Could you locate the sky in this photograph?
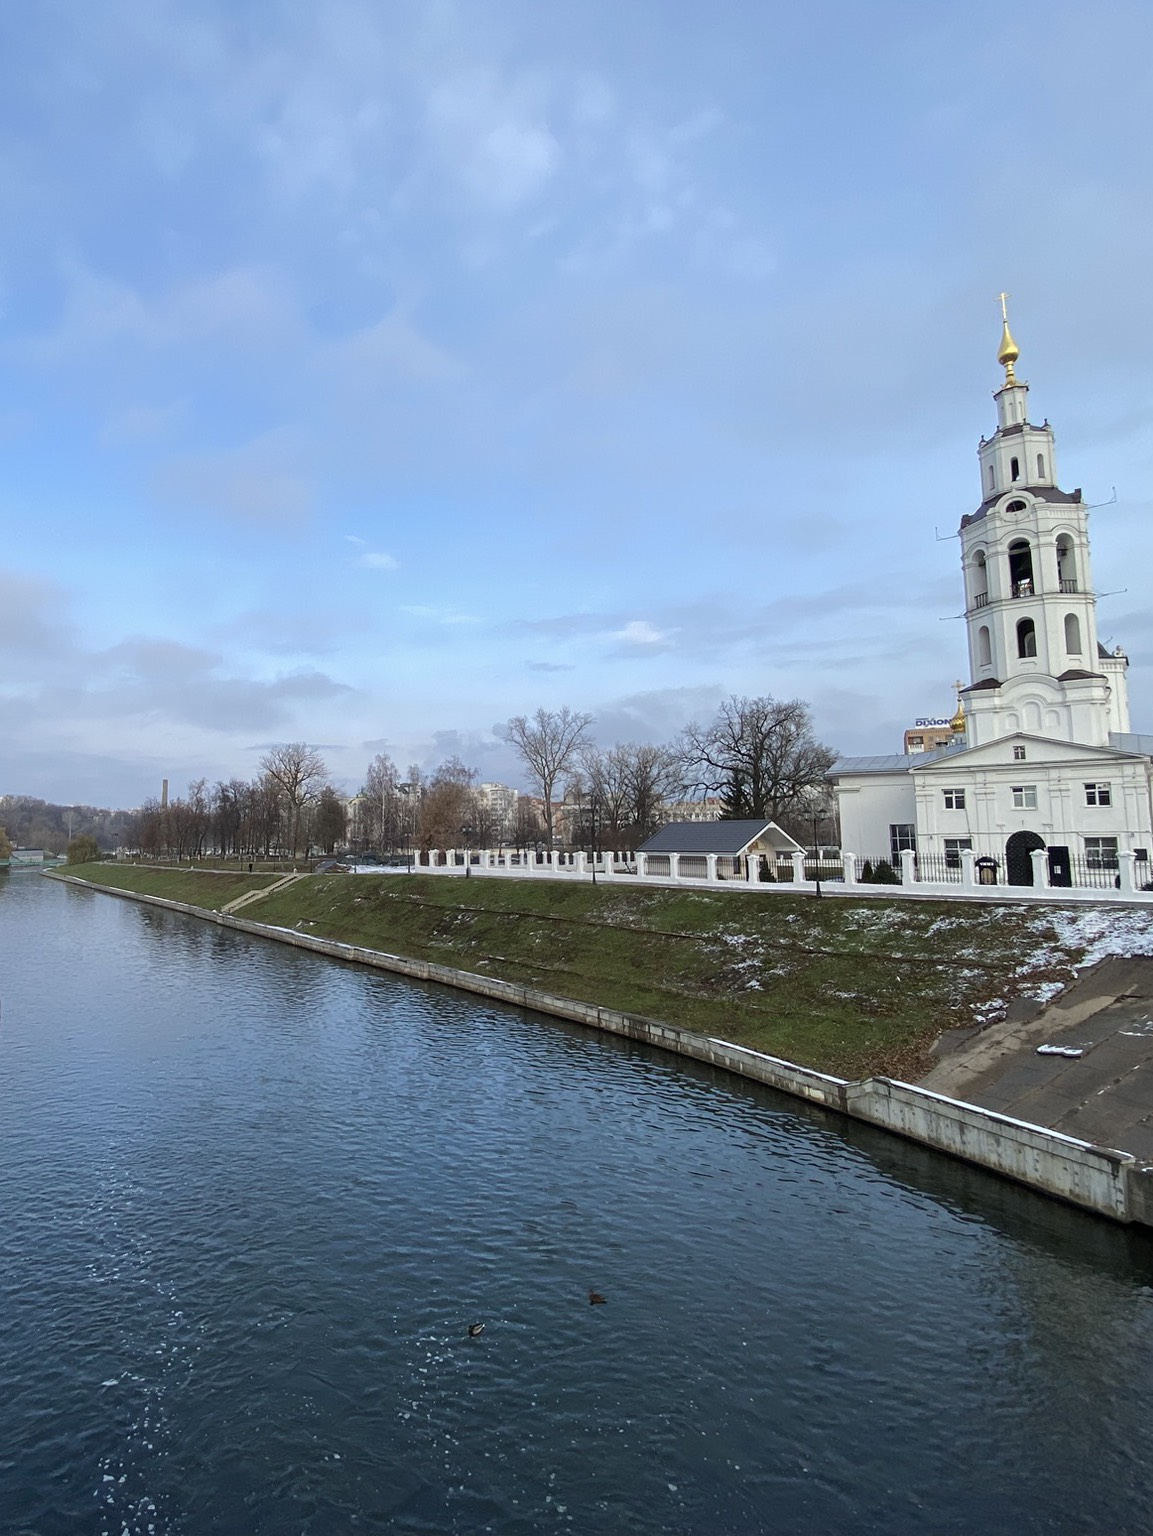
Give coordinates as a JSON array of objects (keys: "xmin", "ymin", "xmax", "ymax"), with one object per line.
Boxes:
[{"xmin": 3, "ymin": 0, "xmax": 1153, "ymax": 808}]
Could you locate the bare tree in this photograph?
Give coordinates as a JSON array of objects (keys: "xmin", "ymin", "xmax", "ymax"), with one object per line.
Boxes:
[
  {"xmin": 505, "ymin": 707, "xmax": 592, "ymax": 848},
  {"xmin": 417, "ymin": 759, "xmax": 478, "ymax": 852},
  {"xmin": 259, "ymin": 743, "xmax": 329, "ymax": 856},
  {"xmin": 679, "ymin": 696, "xmax": 835, "ymax": 823},
  {"xmin": 619, "ymin": 742, "xmax": 682, "ymax": 837}
]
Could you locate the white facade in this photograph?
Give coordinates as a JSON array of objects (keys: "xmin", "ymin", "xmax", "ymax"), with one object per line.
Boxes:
[{"xmin": 831, "ymin": 314, "xmax": 1153, "ymax": 885}]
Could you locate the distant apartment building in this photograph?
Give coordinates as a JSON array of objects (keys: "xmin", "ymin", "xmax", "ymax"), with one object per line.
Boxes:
[
  {"xmin": 902, "ymin": 720, "xmax": 954, "ymax": 754},
  {"xmin": 476, "ymin": 781, "xmax": 518, "ymax": 841},
  {"xmin": 659, "ymin": 797, "xmax": 724, "ymax": 823}
]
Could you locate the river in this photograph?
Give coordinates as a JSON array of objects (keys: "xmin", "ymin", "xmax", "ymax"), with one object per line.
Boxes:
[{"xmin": 3, "ymin": 871, "xmax": 1153, "ymax": 1534}]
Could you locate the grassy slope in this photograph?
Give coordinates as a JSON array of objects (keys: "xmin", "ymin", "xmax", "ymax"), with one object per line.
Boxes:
[
  {"xmin": 61, "ymin": 864, "xmax": 286, "ymax": 909},
  {"xmin": 63, "ymin": 864, "xmax": 1089, "ymax": 1080}
]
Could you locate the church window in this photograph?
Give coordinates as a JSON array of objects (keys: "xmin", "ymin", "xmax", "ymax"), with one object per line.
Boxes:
[
  {"xmin": 1037, "ymin": 453, "xmax": 1046, "ymax": 479},
  {"xmin": 1013, "ymin": 745, "xmax": 1027, "ymax": 761},
  {"xmin": 1008, "ymin": 539, "xmax": 1034, "ymax": 596},
  {"xmin": 1085, "ymin": 836, "xmax": 1119, "ymax": 870},
  {"xmin": 971, "ymin": 550, "xmax": 989, "ymax": 608},
  {"xmin": 1007, "ymin": 500, "xmax": 1027, "ymax": 512},
  {"xmin": 1056, "ymin": 535, "xmax": 1078, "ymax": 592},
  {"xmin": 943, "ymin": 788, "xmax": 966, "ymax": 810},
  {"xmin": 944, "ymin": 838, "xmax": 973, "ymax": 868},
  {"xmin": 1010, "ymin": 456, "xmax": 1020, "ymax": 480},
  {"xmin": 1064, "ymin": 613, "xmax": 1082, "ymax": 654},
  {"xmin": 977, "ymin": 625, "xmax": 992, "ymax": 666},
  {"xmin": 889, "ymin": 824, "xmax": 916, "ymax": 862},
  {"xmin": 987, "ymin": 465, "xmax": 995, "ymax": 491},
  {"xmin": 1085, "ymin": 783, "xmax": 1112, "ymax": 806},
  {"xmin": 1016, "ymin": 618, "xmax": 1037, "ymax": 658},
  {"xmin": 1011, "ymin": 785, "xmax": 1038, "ymax": 809}
]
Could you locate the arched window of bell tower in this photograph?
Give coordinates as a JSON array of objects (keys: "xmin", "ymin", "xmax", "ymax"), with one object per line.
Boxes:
[
  {"xmin": 1008, "ymin": 539, "xmax": 1034, "ymax": 598},
  {"xmin": 1064, "ymin": 613, "xmax": 1082, "ymax": 655},
  {"xmin": 987, "ymin": 465, "xmax": 995, "ymax": 492},
  {"xmin": 1056, "ymin": 535, "xmax": 1078, "ymax": 593},
  {"xmin": 971, "ymin": 550, "xmax": 988, "ymax": 608},
  {"xmin": 1010, "ymin": 456, "xmax": 1020, "ymax": 481},
  {"xmin": 1037, "ymin": 452, "xmax": 1046, "ymax": 479},
  {"xmin": 977, "ymin": 625, "xmax": 992, "ymax": 667},
  {"xmin": 1017, "ymin": 618, "xmax": 1037, "ymax": 658}
]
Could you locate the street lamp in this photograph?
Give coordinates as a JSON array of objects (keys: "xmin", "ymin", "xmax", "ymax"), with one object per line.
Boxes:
[{"xmin": 811, "ymin": 802, "xmax": 826, "ymax": 899}]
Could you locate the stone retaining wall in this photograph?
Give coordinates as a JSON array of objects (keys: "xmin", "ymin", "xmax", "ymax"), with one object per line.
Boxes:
[{"xmin": 49, "ymin": 872, "xmax": 1153, "ymax": 1228}]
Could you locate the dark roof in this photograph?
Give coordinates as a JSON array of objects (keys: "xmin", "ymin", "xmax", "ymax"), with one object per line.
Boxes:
[
  {"xmin": 1056, "ymin": 668, "xmax": 1106, "ymax": 682},
  {"xmin": 960, "ymin": 484, "xmax": 1083, "ymax": 529},
  {"xmin": 1098, "ymin": 641, "xmax": 1111, "ymax": 660},
  {"xmin": 962, "ymin": 677, "xmax": 1001, "ymax": 692},
  {"xmin": 638, "ymin": 819, "xmax": 775, "ymax": 855}
]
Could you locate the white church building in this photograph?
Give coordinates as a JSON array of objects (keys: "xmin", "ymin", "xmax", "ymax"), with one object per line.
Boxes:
[{"xmin": 831, "ymin": 309, "xmax": 1153, "ymax": 889}]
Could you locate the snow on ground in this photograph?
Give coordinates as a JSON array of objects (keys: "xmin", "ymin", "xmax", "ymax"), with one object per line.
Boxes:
[{"xmin": 1040, "ymin": 907, "xmax": 1153, "ymax": 968}]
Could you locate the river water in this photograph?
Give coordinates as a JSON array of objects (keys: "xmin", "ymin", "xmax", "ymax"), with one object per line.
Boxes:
[{"xmin": 3, "ymin": 872, "xmax": 1153, "ymax": 1535}]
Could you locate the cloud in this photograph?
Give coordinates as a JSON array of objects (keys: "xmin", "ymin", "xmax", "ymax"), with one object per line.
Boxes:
[
  {"xmin": 359, "ymin": 550, "xmax": 399, "ymax": 571},
  {"xmin": 526, "ymin": 660, "xmax": 575, "ymax": 672},
  {"xmin": 590, "ymin": 686, "xmax": 725, "ymax": 746},
  {"xmin": 152, "ymin": 428, "xmax": 313, "ymax": 525},
  {"xmin": 612, "ymin": 619, "xmax": 676, "ymax": 649},
  {"xmin": 19, "ymin": 261, "xmax": 301, "ymax": 364},
  {"xmin": 426, "ymin": 68, "xmax": 560, "ymax": 209},
  {"xmin": 100, "ymin": 398, "xmax": 187, "ymax": 445},
  {"xmin": 400, "ymin": 605, "xmax": 480, "ymax": 626},
  {"xmin": 327, "ymin": 310, "xmax": 464, "ymax": 386}
]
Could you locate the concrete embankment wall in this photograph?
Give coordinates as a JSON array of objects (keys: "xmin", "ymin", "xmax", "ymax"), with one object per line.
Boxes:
[{"xmin": 50, "ymin": 872, "xmax": 1153, "ymax": 1228}]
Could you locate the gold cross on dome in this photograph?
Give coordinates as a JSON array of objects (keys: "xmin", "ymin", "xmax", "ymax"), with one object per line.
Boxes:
[{"xmin": 998, "ymin": 291, "xmax": 1010, "ymax": 321}]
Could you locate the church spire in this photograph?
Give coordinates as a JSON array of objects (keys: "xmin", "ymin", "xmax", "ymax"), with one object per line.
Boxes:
[{"xmin": 997, "ymin": 291, "xmax": 1020, "ymax": 385}]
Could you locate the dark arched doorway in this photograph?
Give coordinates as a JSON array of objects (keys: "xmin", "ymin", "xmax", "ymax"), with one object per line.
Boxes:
[{"xmin": 1006, "ymin": 830, "xmax": 1045, "ymax": 886}]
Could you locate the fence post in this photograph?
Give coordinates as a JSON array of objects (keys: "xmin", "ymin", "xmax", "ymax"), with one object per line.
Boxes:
[
  {"xmin": 706, "ymin": 853, "xmax": 718, "ymax": 883},
  {"xmin": 791, "ymin": 850, "xmax": 806, "ymax": 883},
  {"xmin": 1118, "ymin": 850, "xmax": 1137, "ymax": 894},
  {"xmin": 961, "ymin": 848, "xmax": 978, "ymax": 889},
  {"xmin": 637, "ymin": 853, "xmax": 648, "ymax": 878},
  {"xmin": 1030, "ymin": 848, "xmax": 1050, "ymax": 889},
  {"xmin": 899, "ymin": 848, "xmax": 917, "ymax": 885},
  {"xmin": 841, "ymin": 852, "xmax": 857, "ymax": 887}
]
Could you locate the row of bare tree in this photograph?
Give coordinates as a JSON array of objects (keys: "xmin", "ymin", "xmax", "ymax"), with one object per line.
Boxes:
[
  {"xmin": 126, "ymin": 694, "xmax": 836, "ymax": 859},
  {"xmin": 131, "ymin": 746, "xmax": 348, "ymax": 860},
  {"xmin": 503, "ymin": 696, "xmax": 837, "ymax": 848}
]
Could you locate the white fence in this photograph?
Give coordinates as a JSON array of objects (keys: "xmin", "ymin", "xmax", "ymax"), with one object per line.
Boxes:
[{"xmin": 391, "ymin": 846, "xmax": 1153, "ymax": 905}]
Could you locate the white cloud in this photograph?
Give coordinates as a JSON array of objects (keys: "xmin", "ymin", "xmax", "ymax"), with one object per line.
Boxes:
[
  {"xmin": 359, "ymin": 550, "xmax": 399, "ymax": 571},
  {"xmin": 152, "ymin": 428, "xmax": 313, "ymax": 526},
  {"xmin": 613, "ymin": 619, "xmax": 676, "ymax": 647},
  {"xmin": 426, "ymin": 68, "xmax": 560, "ymax": 209}
]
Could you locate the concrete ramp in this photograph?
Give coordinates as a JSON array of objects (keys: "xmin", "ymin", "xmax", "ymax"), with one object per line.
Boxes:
[
  {"xmin": 220, "ymin": 872, "xmax": 306, "ymax": 915},
  {"xmin": 922, "ymin": 956, "xmax": 1153, "ymax": 1161}
]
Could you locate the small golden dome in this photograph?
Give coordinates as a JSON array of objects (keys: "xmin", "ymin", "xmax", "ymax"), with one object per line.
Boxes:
[
  {"xmin": 996, "ymin": 293, "xmax": 1020, "ymax": 384},
  {"xmin": 950, "ymin": 690, "xmax": 967, "ymax": 734}
]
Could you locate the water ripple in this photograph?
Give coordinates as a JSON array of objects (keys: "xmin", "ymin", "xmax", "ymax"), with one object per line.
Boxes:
[{"xmin": 3, "ymin": 872, "xmax": 1153, "ymax": 1534}]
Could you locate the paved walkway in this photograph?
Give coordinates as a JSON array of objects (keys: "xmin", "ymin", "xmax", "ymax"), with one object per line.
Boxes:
[{"xmin": 921, "ymin": 957, "xmax": 1153, "ymax": 1160}]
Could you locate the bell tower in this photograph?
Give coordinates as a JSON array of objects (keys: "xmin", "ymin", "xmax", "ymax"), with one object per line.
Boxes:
[{"xmin": 957, "ymin": 300, "xmax": 1129, "ymax": 748}]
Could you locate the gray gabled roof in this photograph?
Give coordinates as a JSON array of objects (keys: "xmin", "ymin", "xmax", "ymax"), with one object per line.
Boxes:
[
  {"xmin": 829, "ymin": 751, "xmax": 945, "ymax": 775},
  {"xmin": 1110, "ymin": 732, "xmax": 1153, "ymax": 757},
  {"xmin": 638, "ymin": 819, "xmax": 782, "ymax": 855}
]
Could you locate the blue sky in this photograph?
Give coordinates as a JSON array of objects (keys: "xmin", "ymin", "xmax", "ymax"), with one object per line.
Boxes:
[{"xmin": 3, "ymin": 0, "xmax": 1152, "ymax": 806}]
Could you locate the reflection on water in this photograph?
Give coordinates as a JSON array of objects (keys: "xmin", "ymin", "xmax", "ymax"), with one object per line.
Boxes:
[{"xmin": 3, "ymin": 871, "xmax": 1153, "ymax": 1535}]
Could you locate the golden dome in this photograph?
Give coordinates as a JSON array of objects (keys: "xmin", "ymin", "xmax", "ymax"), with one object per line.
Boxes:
[
  {"xmin": 950, "ymin": 688, "xmax": 967, "ymax": 734},
  {"xmin": 996, "ymin": 293, "xmax": 1020, "ymax": 383}
]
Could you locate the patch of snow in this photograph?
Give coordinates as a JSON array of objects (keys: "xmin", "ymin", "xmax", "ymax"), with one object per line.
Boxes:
[{"xmin": 1036, "ymin": 908, "xmax": 1153, "ymax": 968}]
